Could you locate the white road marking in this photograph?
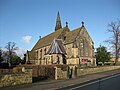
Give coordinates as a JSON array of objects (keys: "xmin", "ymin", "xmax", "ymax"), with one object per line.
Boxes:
[{"xmin": 69, "ymin": 73, "xmax": 120, "ymax": 90}]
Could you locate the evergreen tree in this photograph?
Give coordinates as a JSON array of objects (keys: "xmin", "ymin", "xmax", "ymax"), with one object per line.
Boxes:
[
  {"xmin": 11, "ymin": 55, "xmax": 21, "ymax": 65},
  {"xmin": 96, "ymin": 45, "xmax": 111, "ymax": 65}
]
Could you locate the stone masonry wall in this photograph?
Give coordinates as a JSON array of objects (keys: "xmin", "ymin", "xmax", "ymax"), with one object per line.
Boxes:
[
  {"xmin": 77, "ymin": 66, "xmax": 120, "ymax": 77},
  {"xmin": 55, "ymin": 66, "xmax": 120, "ymax": 80},
  {"xmin": 0, "ymin": 68, "xmax": 32, "ymax": 87},
  {"xmin": 55, "ymin": 67, "xmax": 68, "ymax": 80}
]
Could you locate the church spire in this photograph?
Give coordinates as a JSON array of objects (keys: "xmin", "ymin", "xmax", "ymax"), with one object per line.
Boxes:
[{"xmin": 55, "ymin": 11, "xmax": 62, "ymax": 31}]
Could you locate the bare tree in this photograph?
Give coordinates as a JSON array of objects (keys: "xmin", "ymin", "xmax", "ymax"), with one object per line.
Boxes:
[
  {"xmin": 107, "ymin": 19, "xmax": 120, "ymax": 64},
  {"xmin": 5, "ymin": 42, "xmax": 18, "ymax": 66}
]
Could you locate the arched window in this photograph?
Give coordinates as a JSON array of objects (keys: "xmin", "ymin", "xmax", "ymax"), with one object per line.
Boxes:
[
  {"xmin": 44, "ymin": 48, "xmax": 46, "ymax": 54},
  {"xmin": 57, "ymin": 55, "xmax": 60, "ymax": 64},
  {"xmin": 80, "ymin": 39, "xmax": 84, "ymax": 56},
  {"xmin": 40, "ymin": 49, "xmax": 42, "ymax": 60},
  {"xmin": 36, "ymin": 51, "xmax": 38, "ymax": 60},
  {"xmin": 51, "ymin": 56, "xmax": 53, "ymax": 64}
]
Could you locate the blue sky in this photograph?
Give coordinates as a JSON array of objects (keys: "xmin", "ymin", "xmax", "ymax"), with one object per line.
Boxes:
[{"xmin": 0, "ymin": 0, "xmax": 120, "ymax": 57}]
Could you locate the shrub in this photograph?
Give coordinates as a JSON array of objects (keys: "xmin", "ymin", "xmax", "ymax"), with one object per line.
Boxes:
[
  {"xmin": 0, "ymin": 63, "xmax": 9, "ymax": 69},
  {"xmin": 104, "ymin": 62, "xmax": 115, "ymax": 65},
  {"xmin": 116, "ymin": 62, "xmax": 120, "ymax": 65},
  {"xmin": 98, "ymin": 62, "xmax": 103, "ymax": 66}
]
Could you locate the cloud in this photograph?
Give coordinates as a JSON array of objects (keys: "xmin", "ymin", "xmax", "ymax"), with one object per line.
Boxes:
[
  {"xmin": 15, "ymin": 48, "xmax": 26, "ymax": 59},
  {"xmin": 22, "ymin": 35, "xmax": 32, "ymax": 43}
]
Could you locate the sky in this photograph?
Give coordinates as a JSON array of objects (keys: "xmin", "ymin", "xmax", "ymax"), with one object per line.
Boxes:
[{"xmin": 0, "ymin": 0, "xmax": 120, "ymax": 58}]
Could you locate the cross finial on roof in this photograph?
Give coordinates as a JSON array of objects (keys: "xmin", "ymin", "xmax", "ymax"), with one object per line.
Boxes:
[
  {"xmin": 66, "ymin": 21, "xmax": 68, "ymax": 27},
  {"xmin": 82, "ymin": 21, "xmax": 84, "ymax": 27}
]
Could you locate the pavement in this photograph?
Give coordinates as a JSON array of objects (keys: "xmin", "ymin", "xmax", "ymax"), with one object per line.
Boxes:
[
  {"xmin": 1, "ymin": 69, "xmax": 120, "ymax": 90},
  {"xmin": 60, "ymin": 73, "xmax": 120, "ymax": 90}
]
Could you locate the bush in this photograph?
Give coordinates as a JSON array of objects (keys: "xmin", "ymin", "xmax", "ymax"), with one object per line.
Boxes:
[
  {"xmin": 116, "ymin": 62, "xmax": 120, "ymax": 65},
  {"xmin": 110, "ymin": 61, "xmax": 115, "ymax": 65},
  {"xmin": 0, "ymin": 63, "xmax": 9, "ymax": 69},
  {"xmin": 97, "ymin": 62, "xmax": 103, "ymax": 66},
  {"xmin": 104, "ymin": 62, "xmax": 115, "ymax": 65}
]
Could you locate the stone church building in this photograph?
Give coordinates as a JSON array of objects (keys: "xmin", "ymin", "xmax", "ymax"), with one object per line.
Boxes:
[{"xmin": 26, "ymin": 12, "xmax": 96, "ymax": 66}]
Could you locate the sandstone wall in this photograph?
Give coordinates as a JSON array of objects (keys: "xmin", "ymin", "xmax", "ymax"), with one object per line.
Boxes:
[
  {"xmin": 55, "ymin": 67, "xmax": 68, "ymax": 80},
  {"xmin": 0, "ymin": 68, "xmax": 32, "ymax": 87},
  {"xmin": 53, "ymin": 65, "xmax": 120, "ymax": 80},
  {"xmin": 77, "ymin": 66, "xmax": 120, "ymax": 76}
]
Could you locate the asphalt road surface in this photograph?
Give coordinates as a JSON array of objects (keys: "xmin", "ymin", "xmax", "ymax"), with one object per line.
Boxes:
[{"xmin": 58, "ymin": 73, "xmax": 120, "ymax": 90}]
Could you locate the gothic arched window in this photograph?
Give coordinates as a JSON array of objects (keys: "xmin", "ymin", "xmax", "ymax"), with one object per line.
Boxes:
[
  {"xmin": 40, "ymin": 49, "xmax": 42, "ymax": 60},
  {"xmin": 44, "ymin": 48, "xmax": 46, "ymax": 54}
]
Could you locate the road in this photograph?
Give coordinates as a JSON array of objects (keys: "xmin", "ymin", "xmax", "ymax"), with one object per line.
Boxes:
[{"xmin": 58, "ymin": 73, "xmax": 120, "ymax": 90}]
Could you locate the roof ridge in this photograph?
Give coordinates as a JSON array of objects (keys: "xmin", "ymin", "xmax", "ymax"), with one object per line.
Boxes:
[
  {"xmin": 64, "ymin": 27, "xmax": 82, "ymax": 44},
  {"xmin": 31, "ymin": 27, "xmax": 66, "ymax": 50},
  {"xmin": 38, "ymin": 26, "xmax": 69, "ymax": 40},
  {"xmin": 41, "ymin": 28, "xmax": 64, "ymax": 39}
]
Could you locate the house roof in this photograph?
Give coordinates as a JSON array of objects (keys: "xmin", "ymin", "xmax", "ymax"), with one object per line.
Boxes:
[
  {"xmin": 64, "ymin": 27, "xmax": 82, "ymax": 44},
  {"xmin": 32, "ymin": 26, "xmax": 70, "ymax": 50},
  {"xmin": 47, "ymin": 39, "xmax": 66, "ymax": 54},
  {"xmin": 31, "ymin": 26, "xmax": 84, "ymax": 51}
]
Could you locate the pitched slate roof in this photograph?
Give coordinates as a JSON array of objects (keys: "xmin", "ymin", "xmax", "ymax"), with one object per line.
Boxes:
[
  {"xmin": 32, "ymin": 27, "xmax": 70, "ymax": 50},
  {"xmin": 47, "ymin": 39, "xmax": 66, "ymax": 54},
  {"xmin": 64, "ymin": 27, "xmax": 82, "ymax": 44},
  {"xmin": 31, "ymin": 25, "xmax": 84, "ymax": 51}
]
